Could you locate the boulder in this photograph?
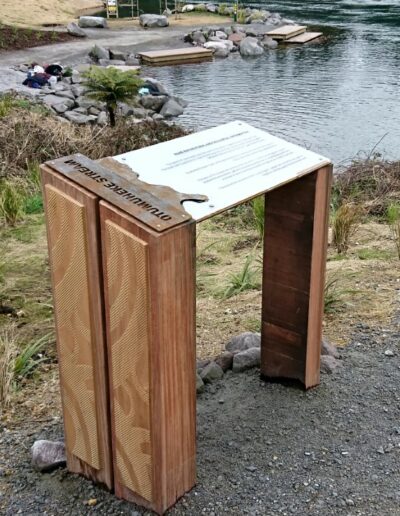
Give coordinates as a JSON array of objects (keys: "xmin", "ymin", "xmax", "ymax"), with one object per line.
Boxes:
[
  {"xmin": 71, "ymin": 71, "xmax": 81, "ymax": 84},
  {"xmin": 139, "ymin": 14, "xmax": 169, "ymax": 28},
  {"xmin": 200, "ymin": 361, "xmax": 224, "ymax": 383},
  {"xmin": 67, "ymin": 22, "xmax": 87, "ymax": 37},
  {"xmin": 194, "ymin": 3, "xmax": 207, "ymax": 11},
  {"xmin": 106, "ymin": 65, "xmax": 141, "ymax": 72},
  {"xmin": 31, "ymin": 440, "xmax": 66, "ymax": 472},
  {"xmin": 98, "ymin": 59, "xmax": 126, "ymax": 67},
  {"xmin": 160, "ymin": 98, "xmax": 184, "ymax": 117},
  {"xmin": 97, "ymin": 111, "xmax": 108, "ymax": 125},
  {"xmin": 228, "ymin": 32, "xmax": 245, "ymax": 45},
  {"xmin": 143, "ymin": 77, "xmax": 168, "ymax": 94},
  {"xmin": 64, "ymin": 111, "xmax": 92, "ymax": 124},
  {"xmin": 78, "ymin": 16, "xmax": 107, "ymax": 29},
  {"xmin": 110, "ymin": 49, "xmax": 127, "ymax": 61},
  {"xmin": 126, "ymin": 55, "xmax": 140, "ymax": 66},
  {"xmin": 262, "ymin": 36, "xmax": 278, "ymax": 49},
  {"xmin": 320, "ymin": 355, "xmax": 342, "ymax": 374},
  {"xmin": 197, "ymin": 358, "xmax": 210, "ymax": 371},
  {"xmin": 206, "ymin": 4, "xmax": 217, "ymax": 13},
  {"xmin": 73, "ymin": 107, "xmax": 88, "ymax": 115},
  {"xmin": 132, "ymin": 106, "xmax": 148, "ymax": 118},
  {"xmin": 191, "ymin": 30, "xmax": 206, "ymax": 45},
  {"xmin": 152, "ymin": 113, "xmax": 164, "ymax": 122},
  {"xmin": 42, "ymin": 94, "xmax": 68, "ymax": 107},
  {"xmin": 246, "ymin": 23, "xmax": 270, "ymax": 37},
  {"xmin": 239, "ymin": 36, "xmax": 264, "ymax": 56},
  {"xmin": 163, "ymin": 7, "xmax": 172, "ymax": 17},
  {"xmin": 182, "ymin": 4, "xmax": 195, "ymax": 12},
  {"xmin": 215, "ymin": 30, "xmax": 227, "ymax": 40},
  {"xmin": 170, "ymin": 95, "xmax": 188, "ymax": 108},
  {"xmin": 71, "ymin": 85, "xmax": 86, "ymax": 97},
  {"xmin": 52, "ymin": 103, "xmax": 70, "ymax": 114},
  {"xmin": 55, "ymin": 90, "xmax": 75, "ymax": 100},
  {"xmin": 75, "ymin": 97, "xmax": 95, "ymax": 109},
  {"xmin": 321, "ymin": 338, "xmax": 341, "ymax": 359},
  {"xmin": 203, "ymin": 41, "xmax": 230, "ymax": 57},
  {"xmin": 226, "ymin": 332, "xmax": 261, "ymax": 353},
  {"xmin": 215, "ymin": 351, "xmax": 234, "ymax": 372},
  {"xmin": 89, "ymin": 44, "xmax": 110, "ymax": 61},
  {"xmin": 196, "ymin": 372, "xmax": 205, "ymax": 393},
  {"xmin": 140, "ymin": 94, "xmax": 168, "ymax": 112},
  {"xmin": 88, "ymin": 106, "xmax": 101, "ymax": 116},
  {"xmin": 232, "ymin": 347, "xmax": 261, "ymax": 373}
]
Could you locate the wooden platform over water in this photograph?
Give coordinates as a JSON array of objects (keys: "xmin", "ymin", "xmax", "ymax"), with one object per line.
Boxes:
[
  {"xmin": 286, "ymin": 32, "xmax": 323, "ymax": 44},
  {"xmin": 138, "ymin": 47, "xmax": 214, "ymax": 66},
  {"xmin": 267, "ymin": 25, "xmax": 307, "ymax": 41}
]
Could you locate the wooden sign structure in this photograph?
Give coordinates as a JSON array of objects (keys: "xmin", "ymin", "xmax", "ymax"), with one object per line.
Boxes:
[{"xmin": 41, "ymin": 121, "xmax": 332, "ymax": 515}]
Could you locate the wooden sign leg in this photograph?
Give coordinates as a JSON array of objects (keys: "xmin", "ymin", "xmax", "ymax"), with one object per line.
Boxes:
[
  {"xmin": 261, "ymin": 166, "xmax": 332, "ymax": 389},
  {"xmin": 100, "ymin": 201, "xmax": 196, "ymax": 515}
]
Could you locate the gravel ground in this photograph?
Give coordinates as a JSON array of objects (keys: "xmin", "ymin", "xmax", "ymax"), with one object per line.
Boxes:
[{"xmin": 1, "ymin": 324, "xmax": 399, "ymax": 516}]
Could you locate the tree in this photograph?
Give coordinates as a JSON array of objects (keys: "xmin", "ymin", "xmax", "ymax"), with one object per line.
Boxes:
[{"xmin": 82, "ymin": 66, "xmax": 143, "ymax": 127}]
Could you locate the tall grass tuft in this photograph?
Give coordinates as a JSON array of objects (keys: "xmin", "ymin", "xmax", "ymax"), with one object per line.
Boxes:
[
  {"xmin": 252, "ymin": 195, "xmax": 265, "ymax": 239},
  {"xmin": 223, "ymin": 255, "xmax": 260, "ymax": 299},
  {"xmin": 387, "ymin": 203, "xmax": 400, "ymax": 259},
  {"xmin": 331, "ymin": 203, "xmax": 362, "ymax": 254},
  {"xmin": 14, "ymin": 334, "xmax": 50, "ymax": 380},
  {"xmin": 0, "ymin": 324, "xmax": 17, "ymax": 408},
  {"xmin": 0, "ymin": 180, "xmax": 25, "ymax": 225}
]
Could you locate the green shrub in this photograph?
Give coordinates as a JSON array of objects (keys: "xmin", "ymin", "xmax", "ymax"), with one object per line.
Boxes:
[{"xmin": 237, "ymin": 9, "xmax": 247, "ymax": 23}]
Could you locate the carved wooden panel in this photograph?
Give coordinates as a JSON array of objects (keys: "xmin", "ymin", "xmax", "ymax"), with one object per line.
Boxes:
[
  {"xmin": 103, "ymin": 220, "xmax": 152, "ymax": 502},
  {"xmin": 45, "ymin": 184, "xmax": 100, "ymax": 469}
]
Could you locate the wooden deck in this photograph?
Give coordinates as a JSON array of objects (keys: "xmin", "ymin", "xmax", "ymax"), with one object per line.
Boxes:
[
  {"xmin": 138, "ymin": 47, "xmax": 214, "ymax": 66},
  {"xmin": 266, "ymin": 25, "xmax": 307, "ymax": 41},
  {"xmin": 286, "ymin": 32, "xmax": 323, "ymax": 44}
]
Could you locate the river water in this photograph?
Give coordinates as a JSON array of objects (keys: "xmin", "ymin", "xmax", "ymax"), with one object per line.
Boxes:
[{"xmin": 145, "ymin": 0, "xmax": 400, "ymax": 163}]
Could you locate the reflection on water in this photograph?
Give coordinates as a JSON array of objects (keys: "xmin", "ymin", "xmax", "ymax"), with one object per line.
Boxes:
[{"xmin": 145, "ymin": 0, "xmax": 400, "ymax": 163}]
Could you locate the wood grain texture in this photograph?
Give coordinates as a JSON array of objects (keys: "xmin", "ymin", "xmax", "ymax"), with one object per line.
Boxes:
[
  {"xmin": 261, "ymin": 166, "xmax": 332, "ymax": 389},
  {"xmin": 41, "ymin": 166, "xmax": 112, "ymax": 489},
  {"xmin": 100, "ymin": 201, "xmax": 196, "ymax": 515}
]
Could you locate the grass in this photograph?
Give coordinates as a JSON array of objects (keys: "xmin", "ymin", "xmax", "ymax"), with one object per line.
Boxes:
[
  {"xmin": 0, "ymin": 180, "xmax": 25, "ymax": 225},
  {"xmin": 386, "ymin": 203, "xmax": 400, "ymax": 259},
  {"xmin": 0, "ymin": 323, "xmax": 17, "ymax": 408},
  {"xmin": 252, "ymin": 196, "xmax": 265, "ymax": 240},
  {"xmin": 332, "ymin": 203, "xmax": 363, "ymax": 254},
  {"xmin": 14, "ymin": 333, "xmax": 51, "ymax": 380},
  {"xmin": 357, "ymin": 248, "xmax": 393, "ymax": 260},
  {"xmin": 223, "ymin": 255, "xmax": 260, "ymax": 299},
  {"xmin": 324, "ymin": 273, "xmax": 344, "ymax": 313}
]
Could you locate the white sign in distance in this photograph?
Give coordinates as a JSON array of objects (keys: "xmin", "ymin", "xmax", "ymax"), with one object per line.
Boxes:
[{"xmin": 114, "ymin": 120, "xmax": 331, "ymax": 222}]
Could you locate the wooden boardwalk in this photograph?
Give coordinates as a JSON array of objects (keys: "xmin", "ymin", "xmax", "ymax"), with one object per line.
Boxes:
[
  {"xmin": 286, "ymin": 32, "xmax": 323, "ymax": 44},
  {"xmin": 267, "ymin": 25, "xmax": 307, "ymax": 41},
  {"xmin": 138, "ymin": 47, "xmax": 214, "ymax": 66}
]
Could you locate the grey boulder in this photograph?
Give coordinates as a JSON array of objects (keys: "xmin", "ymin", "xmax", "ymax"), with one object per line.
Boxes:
[
  {"xmin": 139, "ymin": 14, "xmax": 169, "ymax": 28},
  {"xmin": 54, "ymin": 90, "xmax": 75, "ymax": 100},
  {"xmin": 232, "ymin": 347, "xmax": 261, "ymax": 373},
  {"xmin": 160, "ymin": 98, "xmax": 184, "ymax": 117},
  {"xmin": 89, "ymin": 44, "xmax": 110, "ymax": 61},
  {"xmin": 140, "ymin": 95, "xmax": 168, "ymax": 112},
  {"xmin": 203, "ymin": 41, "xmax": 230, "ymax": 57},
  {"xmin": 200, "ymin": 361, "xmax": 224, "ymax": 383},
  {"xmin": 78, "ymin": 16, "xmax": 108, "ymax": 28},
  {"xmin": 321, "ymin": 338, "xmax": 341, "ymax": 359},
  {"xmin": 215, "ymin": 351, "xmax": 234, "ymax": 372},
  {"xmin": 64, "ymin": 111, "xmax": 91, "ymax": 124},
  {"xmin": 262, "ymin": 36, "xmax": 278, "ymax": 49},
  {"xmin": 320, "ymin": 355, "xmax": 342, "ymax": 374},
  {"xmin": 196, "ymin": 372, "xmax": 205, "ymax": 393},
  {"xmin": 97, "ymin": 111, "xmax": 108, "ymax": 125},
  {"xmin": 191, "ymin": 30, "xmax": 206, "ymax": 45},
  {"xmin": 67, "ymin": 22, "xmax": 87, "ymax": 37},
  {"xmin": 31, "ymin": 440, "xmax": 66, "ymax": 472},
  {"xmin": 226, "ymin": 332, "xmax": 261, "ymax": 353},
  {"xmin": 239, "ymin": 37, "xmax": 264, "ymax": 56},
  {"xmin": 110, "ymin": 49, "xmax": 127, "ymax": 61}
]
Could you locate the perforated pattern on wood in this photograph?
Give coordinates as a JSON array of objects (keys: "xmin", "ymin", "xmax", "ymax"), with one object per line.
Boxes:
[
  {"xmin": 104, "ymin": 220, "xmax": 152, "ymax": 502},
  {"xmin": 45, "ymin": 185, "xmax": 100, "ymax": 469}
]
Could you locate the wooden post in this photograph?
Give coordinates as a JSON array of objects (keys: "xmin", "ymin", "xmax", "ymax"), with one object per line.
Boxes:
[
  {"xmin": 100, "ymin": 201, "xmax": 196, "ymax": 515},
  {"xmin": 41, "ymin": 167, "xmax": 113, "ymax": 489},
  {"xmin": 261, "ymin": 165, "xmax": 332, "ymax": 389}
]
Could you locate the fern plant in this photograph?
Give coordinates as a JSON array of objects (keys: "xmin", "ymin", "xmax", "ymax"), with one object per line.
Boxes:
[{"xmin": 82, "ymin": 67, "xmax": 143, "ymax": 127}]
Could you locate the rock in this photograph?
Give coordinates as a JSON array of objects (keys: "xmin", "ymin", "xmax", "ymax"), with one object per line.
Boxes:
[
  {"xmin": 61, "ymin": 76, "xmax": 72, "ymax": 85},
  {"xmin": 203, "ymin": 41, "xmax": 230, "ymax": 57},
  {"xmin": 55, "ymin": 90, "xmax": 75, "ymax": 100},
  {"xmin": 196, "ymin": 372, "xmax": 205, "ymax": 393},
  {"xmin": 262, "ymin": 36, "xmax": 278, "ymax": 49},
  {"xmin": 200, "ymin": 362, "xmax": 224, "ymax": 383},
  {"xmin": 152, "ymin": 113, "xmax": 164, "ymax": 121},
  {"xmin": 73, "ymin": 107, "xmax": 88, "ymax": 115},
  {"xmin": 191, "ymin": 30, "xmax": 206, "ymax": 45},
  {"xmin": 78, "ymin": 16, "xmax": 108, "ymax": 29},
  {"xmin": 320, "ymin": 355, "xmax": 342, "ymax": 374},
  {"xmin": 71, "ymin": 85, "xmax": 86, "ymax": 97},
  {"xmin": 170, "ymin": 95, "xmax": 188, "ymax": 108},
  {"xmin": 106, "ymin": 65, "xmax": 141, "ymax": 72},
  {"xmin": 194, "ymin": 3, "xmax": 207, "ymax": 11},
  {"xmin": 52, "ymin": 103, "xmax": 70, "ymax": 114},
  {"xmin": 207, "ymin": 4, "xmax": 217, "ymax": 13},
  {"xmin": 97, "ymin": 111, "xmax": 108, "ymax": 125},
  {"xmin": 215, "ymin": 351, "xmax": 234, "ymax": 372},
  {"xmin": 110, "ymin": 49, "xmax": 127, "ymax": 61},
  {"xmin": 160, "ymin": 98, "xmax": 184, "ymax": 117},
  {"xmin": 42, "ymin": 94, "xmax": 68, "ymax": 107},
  {"xmin": 182, "ymin": 4, "xmax": 195, "ymax": 12},
  {"xmin": 226, "ymin": 332, "xmax": 261, "ymax": 353},
  {"xmin": 163, "ymin": 8, "xmax": 172, "ymax": 17},
  {"xmin": 64, "ymin": 111, "xmax": 91, "ymax": 124},
  {"xmin": 75, "ymin": 97, "xmax": 95, "ymax": 109},
  {"xmin": 89, "ymin": 44, "xmax": 110, "ymax": 61},
  {"xmin": 31, "ymin": 440, "xmax": 66, "ymax": 472},
  {"xmin": 75, "ymin": 64, "xmax": 92, "ymax": 73},
  {"xmin": 125, "ymin": 55, "xmax": 140, "ymax": 66},
  {"xmin": 99, "ymin": 59, "xmax": 126, "ymax": 67},
  {"xmin": 67, "ymin": 22, "xmax": 87, "ymax": 37},
  {"xmin": 232, "ymin": 347, "xmax": 261, "ymax": 372},
  {"xmin": 140, "ymin": 95, "xmax": 168, "ymax": 112},
  {"xmin": 197, "ymin": 358, "xmax": 210, "ymax": 371},
  {"xmin": 143, "ymin": 77, "xmax": 168, "ymax": 94},
  {"xmin": 139, "ymin": 14, "xmax": 169, "ymax": 28},
  {"xmin": 88, "ymin": 106, "xmax": 101, "ymax": 116},
  {"xmin": 228, "ymin": 32, "xmax": 245, "ymax": 45},
  {"xmin": 384, "ymin": 349, "xmax": 394, "ymax": 357},
  {"xmin": 71, "ymin": 71, "xmax": 81, "ymax": 84},
  {"xmin": 215, "ymin": 30, "xmax": 227, "ymax": 40},
  {"xmin": 239, "ymin": 36, "xmax": 264, "ymax": 56},
  {"xmin": 321, "ymin": 338, "xmax": 340, "ymax": 359},
  {"xmin": 131, "ymin": 106, "xmax": 148, "ymax": 118}
]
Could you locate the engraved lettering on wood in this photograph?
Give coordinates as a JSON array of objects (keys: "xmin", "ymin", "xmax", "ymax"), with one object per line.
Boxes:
[
  {"xmin": 104, "ymin": 220, "xmax": 152, "ymax": 502},
  {"xmin": 45, "ymin": 185, "xmax": 100, "ymax": 469}
]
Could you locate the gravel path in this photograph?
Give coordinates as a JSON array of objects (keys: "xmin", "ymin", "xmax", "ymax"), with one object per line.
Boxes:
[{"xmin": 1, "ymin": 325, "xmax": 399, "ymax": 515}]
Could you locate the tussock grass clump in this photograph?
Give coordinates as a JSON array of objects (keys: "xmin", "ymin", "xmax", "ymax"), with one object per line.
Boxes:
[
  {"xmin": 0, "ymin": 180, "xmax": 25, "ymax": 225},
  {"xmin": 332, "ymin": 203, "xmax": 363, "ymax": 254},
  {"xmin": 0, "ymin": 324, "xmax": 17, "ymax": 408},
  {"xmin": 252, "ymin": 195, "xmax": 265, "ymax": 240},
  {"xmin": 333, "ymin": 159, "xmax": 400, "ymax": 215},
  {"xmin": 386, "ymin": 203, "xmax": 400, "ymax": 259}
]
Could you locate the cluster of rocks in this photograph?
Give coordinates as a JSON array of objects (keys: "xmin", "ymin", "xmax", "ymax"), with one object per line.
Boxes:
[
  {"xmin": 197, "ymin": 332, "xmax": 342, "ymax": 393},
  {"xmin": 185, "ymin": 24, "xmax": 281, "ymax": 57},
  {"xmin": 181, "ymin": 3, "xmax": 292, "ymax": 26},
  {"xmin": 88, "ymin": 43, "xmax": 141, "ymax": 68}
]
